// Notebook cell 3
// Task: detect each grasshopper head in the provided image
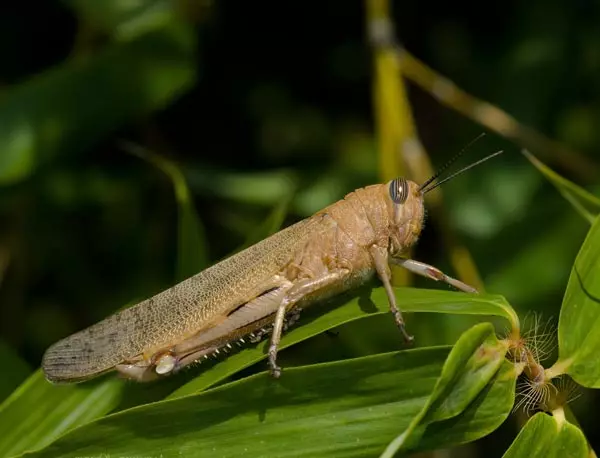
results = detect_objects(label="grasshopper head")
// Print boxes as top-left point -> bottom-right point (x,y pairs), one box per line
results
383,148 -> 505,257
385,177 -> 425,256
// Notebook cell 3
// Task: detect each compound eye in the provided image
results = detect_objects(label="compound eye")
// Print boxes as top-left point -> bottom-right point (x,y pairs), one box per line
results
389,177 -> 409,204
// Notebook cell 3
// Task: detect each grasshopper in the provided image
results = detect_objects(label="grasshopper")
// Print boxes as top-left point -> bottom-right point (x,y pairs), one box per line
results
42,150 -> 503,383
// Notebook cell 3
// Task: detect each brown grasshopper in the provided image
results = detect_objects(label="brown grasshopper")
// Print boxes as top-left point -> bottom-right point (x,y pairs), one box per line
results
42,150 -> 502,383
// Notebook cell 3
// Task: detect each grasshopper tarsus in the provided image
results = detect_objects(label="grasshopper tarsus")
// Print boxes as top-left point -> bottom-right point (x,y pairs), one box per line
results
400,327 -> 414,345
268,347 -> 282,378
390,309 -> 414,344
270,365 -> 282,379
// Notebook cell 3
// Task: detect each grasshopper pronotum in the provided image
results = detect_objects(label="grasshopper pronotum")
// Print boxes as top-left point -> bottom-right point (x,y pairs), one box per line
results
42,150 -> 503,383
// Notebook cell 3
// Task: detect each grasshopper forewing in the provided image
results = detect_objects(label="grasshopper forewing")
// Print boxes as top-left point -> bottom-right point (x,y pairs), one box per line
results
42,150 -> 503,383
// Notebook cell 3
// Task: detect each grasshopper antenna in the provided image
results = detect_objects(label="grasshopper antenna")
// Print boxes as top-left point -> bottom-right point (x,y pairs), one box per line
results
418,132 -> 487,193
421,150 -> 504,194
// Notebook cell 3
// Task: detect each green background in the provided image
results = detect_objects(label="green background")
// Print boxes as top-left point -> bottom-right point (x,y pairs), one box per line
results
0,1 -> 598,456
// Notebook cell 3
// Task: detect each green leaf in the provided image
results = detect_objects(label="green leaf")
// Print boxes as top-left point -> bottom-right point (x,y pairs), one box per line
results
23,349 -> 447,458
416,359 -> 516,452
66,0 -> 179,41
554,214 -> 600,387
170,287 -> 517,399
0,341 -> 31,403
502,412 -> 587,458
0,286 -> 516,456
381,323 -> 511,456
122,142 -> 208,279
22,346 -> 515,458
522,149 -> 600,224
187,167 -> 299,207
0,370 -> 124,458
0,25 -> 195,186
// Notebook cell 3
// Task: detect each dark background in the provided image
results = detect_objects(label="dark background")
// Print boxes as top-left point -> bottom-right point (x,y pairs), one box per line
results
0,1 -> 599,456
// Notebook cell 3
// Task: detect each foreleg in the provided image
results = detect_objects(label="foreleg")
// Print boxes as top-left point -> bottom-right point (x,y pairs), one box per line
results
392,258 -> 478,293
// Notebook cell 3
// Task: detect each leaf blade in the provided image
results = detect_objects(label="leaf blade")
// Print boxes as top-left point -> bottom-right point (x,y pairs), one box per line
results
522,149 -> 600,224
0,371 -> 124,458
22,348 -> 449,458
382,323 -> 511,455
23,345 -> 515,458
0,25 -> 195,186
414,359 -> 516,453
502,412 -> 587,458
122,142 -> 209,279
0,341 -> 31,403
555,215 -> 600,386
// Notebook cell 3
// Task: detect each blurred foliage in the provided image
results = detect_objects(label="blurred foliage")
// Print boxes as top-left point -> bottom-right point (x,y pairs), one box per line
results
1,1 -> 600,457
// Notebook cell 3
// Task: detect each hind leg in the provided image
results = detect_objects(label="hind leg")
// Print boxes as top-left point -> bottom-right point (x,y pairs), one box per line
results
268,270 -> 348,378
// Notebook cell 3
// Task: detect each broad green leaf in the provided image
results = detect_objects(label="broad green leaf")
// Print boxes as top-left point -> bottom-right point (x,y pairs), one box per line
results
522,149 -> 600,224
382,323 -> 510,456
23,349 -> 447,458
0,286 -> 516,456
0,370 -> 124,458
554,214 -> 600,387
122,142 -> 208,279
502,412 -> 587,458
0,25 -> 195,186
415,359 -> 516,452
22,346 -> 515,458
170,287 -> 517,399
0,341 -> 31,403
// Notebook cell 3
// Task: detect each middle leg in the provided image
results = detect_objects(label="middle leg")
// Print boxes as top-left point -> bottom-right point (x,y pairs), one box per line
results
268,269 -> 347,378
369,245 -> 414,343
